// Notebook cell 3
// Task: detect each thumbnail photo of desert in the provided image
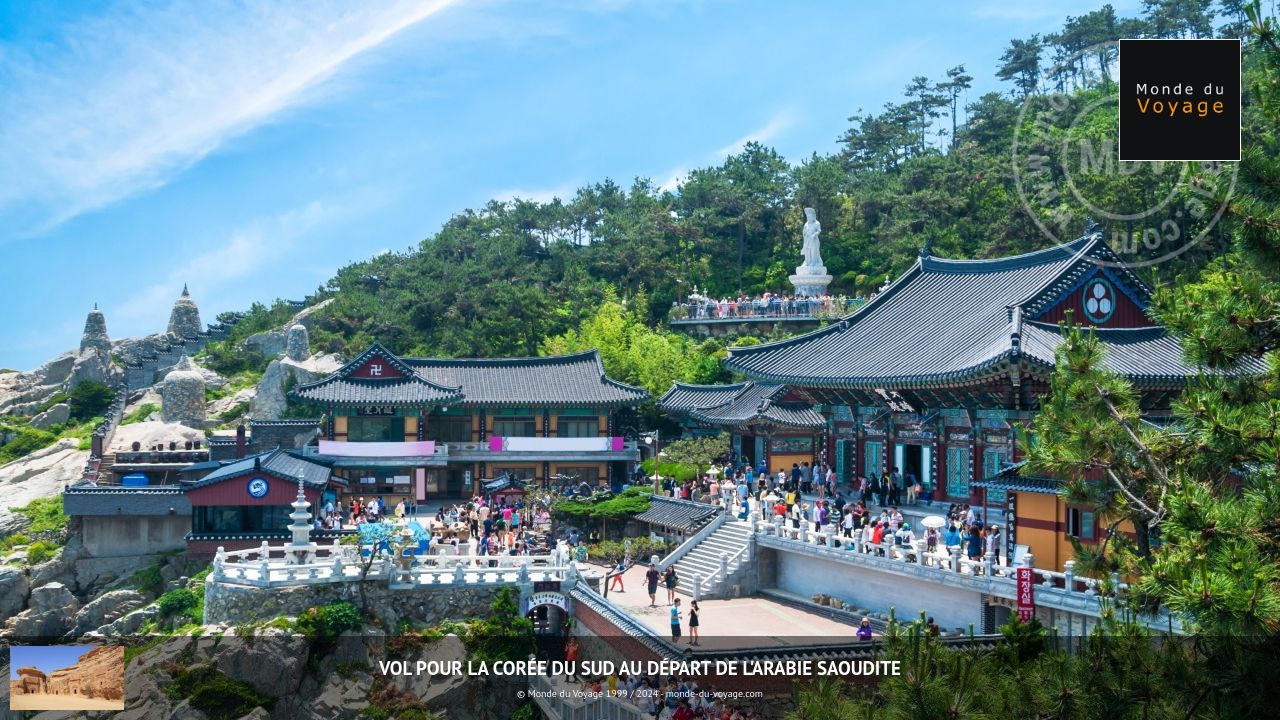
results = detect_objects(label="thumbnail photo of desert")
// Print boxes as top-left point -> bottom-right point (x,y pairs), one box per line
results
9,645 -> 125,711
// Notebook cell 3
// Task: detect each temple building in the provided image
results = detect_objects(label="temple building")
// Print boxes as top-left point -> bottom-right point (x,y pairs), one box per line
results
658,381 -> 826,472
182,449 -> 343,556
287,342 -> 649,503
724,232 -> 1250,569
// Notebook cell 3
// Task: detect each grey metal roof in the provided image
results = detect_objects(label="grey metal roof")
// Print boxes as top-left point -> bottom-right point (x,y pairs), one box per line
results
725,235 -> 1210,388
658,382 -> 748,412
63,487 -> 191,516
406,350 -> 649,408
634,496 -> 721,529
183,449 -> 334,490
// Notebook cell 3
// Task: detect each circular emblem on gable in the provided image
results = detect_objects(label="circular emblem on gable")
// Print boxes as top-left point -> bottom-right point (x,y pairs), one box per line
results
246,476 -> 270,499
1082,277 -> 1115,324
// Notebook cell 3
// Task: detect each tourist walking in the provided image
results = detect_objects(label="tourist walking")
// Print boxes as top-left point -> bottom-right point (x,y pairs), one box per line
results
610,556 -> 626,592
670,598 -> 683,642
646,562 -> 661,607
966,524 -> 983,561
688,600 -> 700,645
857,617 -> 873,641
663,566 -> 679,604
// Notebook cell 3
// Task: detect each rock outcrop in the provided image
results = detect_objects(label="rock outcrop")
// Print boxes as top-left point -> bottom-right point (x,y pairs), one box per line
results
0,565 -> 31,622
284,324 -> 310,362
72,589 -> 148,636
29,402 -> 71,429
0,346 -> 121,416
250,353 -> 342,420
0,438 -> 87,536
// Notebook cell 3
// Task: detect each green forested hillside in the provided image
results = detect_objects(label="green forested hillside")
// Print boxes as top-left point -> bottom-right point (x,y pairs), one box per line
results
203,1 -> 1267,397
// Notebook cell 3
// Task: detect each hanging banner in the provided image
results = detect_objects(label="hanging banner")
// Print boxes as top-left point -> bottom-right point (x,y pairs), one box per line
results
1016,567 -> 1035,622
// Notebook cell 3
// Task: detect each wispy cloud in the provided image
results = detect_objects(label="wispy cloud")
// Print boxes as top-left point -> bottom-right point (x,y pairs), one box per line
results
658,108 -> 796,191
0,0 -> 461,234
114,198 -> 362,329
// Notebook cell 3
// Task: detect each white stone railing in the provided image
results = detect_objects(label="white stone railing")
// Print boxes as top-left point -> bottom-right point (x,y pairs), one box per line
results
689,540 -> 751,601
757,517 -> 1127,601
658,511 -> 726,570
211,539 -> 580,589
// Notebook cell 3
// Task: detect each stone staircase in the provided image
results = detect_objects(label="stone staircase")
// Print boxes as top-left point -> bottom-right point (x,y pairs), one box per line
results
670,521 -> 753,599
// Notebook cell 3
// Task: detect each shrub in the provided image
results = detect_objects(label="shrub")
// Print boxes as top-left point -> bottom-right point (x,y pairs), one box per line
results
157,588 -> 198,617
66,380 -> 116,421
167,664 -> 272,720
0,426 -> 58,464
295,601 -> 361,640
121,403 -> 159,425
0,533 -> 30,551
10,496 -> 67,533
24,540 -> 58,565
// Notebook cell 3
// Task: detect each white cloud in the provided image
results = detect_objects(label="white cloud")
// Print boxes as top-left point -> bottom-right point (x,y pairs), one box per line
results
658,109 -> 796,192
114,199 -> 357,328
0,0 -> 461,234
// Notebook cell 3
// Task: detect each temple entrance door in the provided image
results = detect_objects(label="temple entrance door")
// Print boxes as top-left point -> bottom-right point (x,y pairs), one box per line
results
527,605 -> 566,661
740,434 -> 756,468
897,444 -> 924,490
444,469 -> 467,496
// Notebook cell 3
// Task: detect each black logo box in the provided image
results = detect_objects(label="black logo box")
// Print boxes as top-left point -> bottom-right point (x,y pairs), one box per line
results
1119,38 -> 1240,162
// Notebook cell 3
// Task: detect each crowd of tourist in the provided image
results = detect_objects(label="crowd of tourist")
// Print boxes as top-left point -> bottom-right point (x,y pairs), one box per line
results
671,292 -> 866,320
657,460 -> 1006,572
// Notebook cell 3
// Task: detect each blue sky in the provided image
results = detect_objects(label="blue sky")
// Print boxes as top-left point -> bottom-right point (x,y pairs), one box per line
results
10,645 -> 103,678
0,0 -> 1137,371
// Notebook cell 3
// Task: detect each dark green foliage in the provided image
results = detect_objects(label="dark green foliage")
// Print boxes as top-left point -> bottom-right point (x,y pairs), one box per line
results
462,587 -> 536,664
552,486 -> 652,521
166,664 -> 273,720
157,588 -> 198,617
66,379 -> 116,421
295,601 -> 362,640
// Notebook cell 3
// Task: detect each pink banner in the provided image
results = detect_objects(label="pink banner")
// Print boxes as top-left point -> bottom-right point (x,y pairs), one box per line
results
485,437 -> 626,452
1016,567 -> 1035,622
317,439 -> 436,457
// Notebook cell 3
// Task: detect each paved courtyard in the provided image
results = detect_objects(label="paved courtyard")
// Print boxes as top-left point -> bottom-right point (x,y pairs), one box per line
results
601,565 -> 869,652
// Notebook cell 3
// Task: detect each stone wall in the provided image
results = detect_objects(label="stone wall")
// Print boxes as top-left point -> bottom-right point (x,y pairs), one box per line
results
204,580 -> 511,628
81,516 -> 189,558
767,547 -> 986,632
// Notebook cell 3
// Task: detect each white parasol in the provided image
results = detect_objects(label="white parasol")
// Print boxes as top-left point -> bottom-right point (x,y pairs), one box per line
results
921,515 -> 947,529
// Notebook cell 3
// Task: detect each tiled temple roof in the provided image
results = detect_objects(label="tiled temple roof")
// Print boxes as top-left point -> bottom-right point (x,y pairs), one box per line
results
725,235 -> 1257,388
634,496 -> 721,530
660,381 -> 825,431
291,342 -> 649,408
407,351 -> 649,408
182,449 -> 335,490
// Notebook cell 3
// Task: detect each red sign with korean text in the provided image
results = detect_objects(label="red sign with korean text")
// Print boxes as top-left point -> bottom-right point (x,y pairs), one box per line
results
1016,567 -> 1035,622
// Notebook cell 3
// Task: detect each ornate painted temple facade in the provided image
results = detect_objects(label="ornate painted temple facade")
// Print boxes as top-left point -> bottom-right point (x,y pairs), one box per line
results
289,342 -> 649,500
716,232 -> 1240,568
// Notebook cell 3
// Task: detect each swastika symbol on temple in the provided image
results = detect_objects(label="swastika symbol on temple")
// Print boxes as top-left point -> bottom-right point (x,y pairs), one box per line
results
369,363 -> 382,376
1083,278 -> 1115,323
